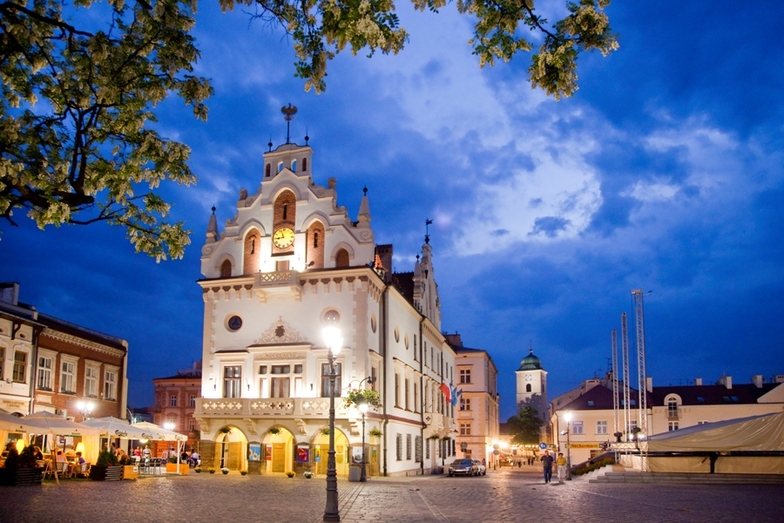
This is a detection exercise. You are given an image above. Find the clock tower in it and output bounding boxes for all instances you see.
[515,349,547,419]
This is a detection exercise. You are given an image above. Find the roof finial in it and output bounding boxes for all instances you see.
[268,135,273,152]
[363,186,368,196]
[281,103,297,144]
[305,126,310,145]
[211,205,216,214]
[425,218,433,244]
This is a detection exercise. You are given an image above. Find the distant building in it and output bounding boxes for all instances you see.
[550,373,784,464]
[0,282,128,420]
[515,349,548,420]
[446,333,500,467]
[152,361,202,449]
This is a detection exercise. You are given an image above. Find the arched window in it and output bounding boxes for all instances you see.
[243,230,260,274]
[291,159,297,172]
[525,384,532,393]
[667,398,679,417]
[265,164,271,177]
[302,157,308,172]
[220,260,232,278]
[306,222,325,269]
[282,204,288,220]
[277,162,284,173]
[335,248,350,268]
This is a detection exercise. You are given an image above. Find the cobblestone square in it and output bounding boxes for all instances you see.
[1,468,781,523]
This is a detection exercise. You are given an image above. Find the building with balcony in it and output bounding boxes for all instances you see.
[550,373,784,465]
[446,334,500,467]
[0,282,129,421]
[194,122,457,476]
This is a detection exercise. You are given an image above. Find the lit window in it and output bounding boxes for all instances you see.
[223,366,241,398]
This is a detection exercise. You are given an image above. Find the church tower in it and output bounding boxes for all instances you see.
[515,349,547,419]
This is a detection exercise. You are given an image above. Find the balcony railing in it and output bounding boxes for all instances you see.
[195,397,349,419]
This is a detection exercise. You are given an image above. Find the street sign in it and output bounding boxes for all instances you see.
[539,442,547,449]
[493,450,499,456]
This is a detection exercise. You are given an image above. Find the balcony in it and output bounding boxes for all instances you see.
[195,397,349,419]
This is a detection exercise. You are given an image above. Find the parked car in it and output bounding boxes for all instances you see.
[472,460,486,475]
[448,458,477,477]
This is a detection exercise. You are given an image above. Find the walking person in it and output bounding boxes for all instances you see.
[541,450,554,484]
[556,452,567,483]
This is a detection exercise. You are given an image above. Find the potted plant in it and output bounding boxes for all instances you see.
[344,388,381,409]
[166,455,190,475]
[0,446,44,486]
[321,428,330,435]
[120,454,138,480]
[240,470,248,476]
[208,467,216,474]
[90,449,122,481]
[368,428,383,438]
[194,466,202,473]
[268,427,280,435]
[303,471,314,479]
[221,467,230,475]
[285,471,295,478]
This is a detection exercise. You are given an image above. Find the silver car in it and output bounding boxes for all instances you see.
[448,458,478,477]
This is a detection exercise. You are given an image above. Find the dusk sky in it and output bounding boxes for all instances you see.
[2,1,782,421]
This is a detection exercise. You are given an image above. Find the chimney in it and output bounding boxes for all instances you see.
[752,375,764,388]
[719,375,733,389]
[0,282,20,305]
[646,376,653,393]
[694,378,702,386]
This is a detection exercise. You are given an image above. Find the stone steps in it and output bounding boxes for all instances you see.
[589,471,784,485]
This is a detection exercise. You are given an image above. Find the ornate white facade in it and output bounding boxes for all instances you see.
[194,135,456,476]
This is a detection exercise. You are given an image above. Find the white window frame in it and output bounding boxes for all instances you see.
[571,421,584,435]
[36,349,56,391]
[596,420,608,435]
[84,360,100,398]
[104,365,119,401]
[60,355,79,393]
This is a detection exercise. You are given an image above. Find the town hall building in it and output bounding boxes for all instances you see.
[194,113,457,476]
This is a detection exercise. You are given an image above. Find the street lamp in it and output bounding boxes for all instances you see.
[358,401,368,482]
[322,326,343,522]
[76,400,94,421]
[563,412,572,481]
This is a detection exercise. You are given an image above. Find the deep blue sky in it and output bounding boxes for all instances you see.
[2,1,782,421]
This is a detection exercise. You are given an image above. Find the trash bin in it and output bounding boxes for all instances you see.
[348,464,362,482]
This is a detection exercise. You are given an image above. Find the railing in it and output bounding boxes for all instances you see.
[196,397,349,418]
[255,271,299,286]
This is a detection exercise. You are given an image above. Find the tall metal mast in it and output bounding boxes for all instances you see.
[621,312,631,444]
[611,329,619,438]
[632,289,648,469]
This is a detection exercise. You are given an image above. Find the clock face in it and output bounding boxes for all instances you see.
[525,374,533,382]
[273,228,295,249]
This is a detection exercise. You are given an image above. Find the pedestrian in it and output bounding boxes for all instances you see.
[541,450,554,484]
[556,452,567,483]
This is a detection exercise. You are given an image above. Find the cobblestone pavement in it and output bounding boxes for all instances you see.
[1,467,782,523]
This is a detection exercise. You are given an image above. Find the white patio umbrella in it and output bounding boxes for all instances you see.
[130,421,187,473]
[81,417,149,440]
[24,411,101,484]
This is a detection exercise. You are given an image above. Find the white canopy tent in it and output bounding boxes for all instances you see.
[641,412,784,474]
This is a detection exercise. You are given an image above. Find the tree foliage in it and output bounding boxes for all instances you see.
[1,0,212,260]
[507,404,543,445]
[1,0,615,259]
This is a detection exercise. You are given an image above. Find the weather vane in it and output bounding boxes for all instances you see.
[281,103,297,144]
[425,218,433,244]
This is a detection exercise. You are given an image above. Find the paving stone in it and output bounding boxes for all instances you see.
[0,468,781,523]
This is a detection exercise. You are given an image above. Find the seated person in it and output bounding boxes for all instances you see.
[33,446,44,460]
[55,450,68,473]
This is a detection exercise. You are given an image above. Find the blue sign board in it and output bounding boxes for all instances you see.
[539,442,547,449]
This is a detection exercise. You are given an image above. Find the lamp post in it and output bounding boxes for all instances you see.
[358,401,368,482]
[322,326,343,522]
[76,400,94,421]
[563,412,572,481]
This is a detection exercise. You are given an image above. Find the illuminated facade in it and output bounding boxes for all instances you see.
[448,334,500,467]
[194,133,456,476]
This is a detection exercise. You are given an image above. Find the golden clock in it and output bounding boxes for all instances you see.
[273,227,295,248]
